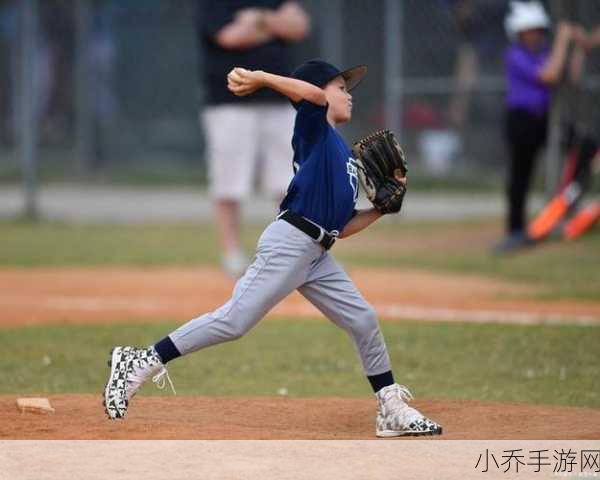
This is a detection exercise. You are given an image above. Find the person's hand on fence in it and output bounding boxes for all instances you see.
[571,24,589,50]
[556,21,574,43]
[582,25,600,50]
[567,24,600,53]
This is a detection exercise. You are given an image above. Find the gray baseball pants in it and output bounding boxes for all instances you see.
[169,219,391,376]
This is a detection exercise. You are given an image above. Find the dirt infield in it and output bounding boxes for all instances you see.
[2,395,599,440]
[1,267,599,326]
[2,266,598,440]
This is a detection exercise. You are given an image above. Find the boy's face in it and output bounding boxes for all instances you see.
[324,76,352,125]
[518,28,546,50]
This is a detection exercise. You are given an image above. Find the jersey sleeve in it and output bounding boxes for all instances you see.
[293,100,329,145]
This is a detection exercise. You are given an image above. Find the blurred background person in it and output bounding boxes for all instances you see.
[446,0,507,129]
[0,0,73,145]
[421,0,507,177]
[0,0,17,144]
[87,0,119,168]
[494,1,576,254]
[38,0,75,145]
[197,0,310,277]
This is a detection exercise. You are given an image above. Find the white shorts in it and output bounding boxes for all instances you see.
[201,103,295,200]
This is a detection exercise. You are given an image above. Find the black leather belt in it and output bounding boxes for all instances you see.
[278,210,336,250]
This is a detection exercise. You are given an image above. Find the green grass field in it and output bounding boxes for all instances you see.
[2,218,599,299]
[2,320,599,407]
[1,218,599,407]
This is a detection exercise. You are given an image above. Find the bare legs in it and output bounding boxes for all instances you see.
[215,199,247,277]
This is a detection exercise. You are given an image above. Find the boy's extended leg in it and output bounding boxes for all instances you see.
[104,220,321,419]
[297,253,442,437]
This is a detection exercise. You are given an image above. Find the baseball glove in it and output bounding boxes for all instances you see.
[352,129,408,215]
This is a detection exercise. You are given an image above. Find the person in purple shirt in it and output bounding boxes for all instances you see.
[494,1,576,253]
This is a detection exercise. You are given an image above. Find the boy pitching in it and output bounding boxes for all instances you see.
[103,59,442,437]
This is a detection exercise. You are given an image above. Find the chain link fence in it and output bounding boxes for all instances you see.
[1,0,599,214]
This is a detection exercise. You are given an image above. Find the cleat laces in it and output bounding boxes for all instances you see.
[378,384,423,424]
[381,384,413,410]
[152,367,176,395]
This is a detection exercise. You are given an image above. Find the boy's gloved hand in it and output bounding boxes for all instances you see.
[352,130,408,215]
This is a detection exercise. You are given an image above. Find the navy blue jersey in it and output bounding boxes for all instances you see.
[280,100,358,233]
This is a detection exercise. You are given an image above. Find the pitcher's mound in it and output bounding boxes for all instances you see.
[1,395,598,439]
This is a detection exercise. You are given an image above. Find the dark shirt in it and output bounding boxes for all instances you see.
[280,100,358,233]
[197,0,294,105]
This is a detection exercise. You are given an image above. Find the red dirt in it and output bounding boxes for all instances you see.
[2,395,599,440]
[1,267,599,326]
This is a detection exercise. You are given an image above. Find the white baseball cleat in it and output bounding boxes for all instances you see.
[103,345,175,420]
[375,383,442,437]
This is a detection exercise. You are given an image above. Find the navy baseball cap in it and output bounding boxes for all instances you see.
[291,59,367,91]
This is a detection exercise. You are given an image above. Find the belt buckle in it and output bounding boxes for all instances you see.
[315,228,325,243]
[321,234,335,250]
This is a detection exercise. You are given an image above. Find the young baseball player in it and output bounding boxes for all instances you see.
[104,59,442,437]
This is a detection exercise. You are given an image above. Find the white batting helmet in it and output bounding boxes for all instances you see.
[505,1,550,40]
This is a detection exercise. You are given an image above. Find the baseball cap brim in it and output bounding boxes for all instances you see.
[339,65,367,91]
